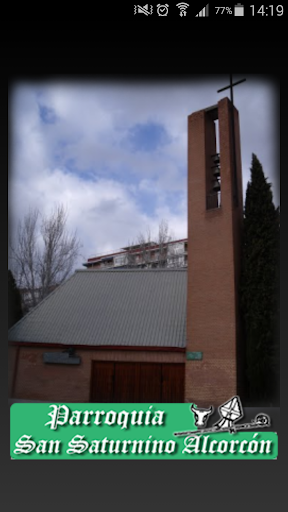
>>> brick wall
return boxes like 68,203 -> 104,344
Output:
186,97 -> 243,407
10,345 -> 185,402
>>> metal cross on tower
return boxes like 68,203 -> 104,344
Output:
217,75 -> 246,206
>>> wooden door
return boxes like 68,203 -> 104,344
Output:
139,363 -> 162,402
113,362 -> 140,402
91,361 -> 114,402
161,363 -> 184,402
90,361 -> 185,403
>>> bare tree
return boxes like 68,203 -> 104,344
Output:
125,239 -> 137,268
156,219 -> 172,268
11,204 -> 81,311
137,226 -> 153,267
11,208 -> 40,308
129,219 -> 179,269
125,227 -> 154,268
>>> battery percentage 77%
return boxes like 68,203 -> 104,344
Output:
215,7 -> 233,14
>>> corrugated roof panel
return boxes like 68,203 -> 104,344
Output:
8,269 -> 187,348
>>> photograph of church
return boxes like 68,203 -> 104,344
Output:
8,82 -> 279,407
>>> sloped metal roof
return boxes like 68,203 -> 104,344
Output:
8,269 -> 187,348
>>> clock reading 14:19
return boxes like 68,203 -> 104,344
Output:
250,5 -> 284,15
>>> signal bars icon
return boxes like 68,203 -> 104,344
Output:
176,3 -> 189,16
196,3 -> 209,16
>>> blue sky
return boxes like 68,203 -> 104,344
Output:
9,78 -> 279,268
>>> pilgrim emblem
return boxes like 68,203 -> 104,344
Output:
174,396 -> 271,437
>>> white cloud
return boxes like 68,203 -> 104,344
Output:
9,78 -> 279,272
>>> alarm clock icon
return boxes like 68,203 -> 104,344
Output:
157,4 -> 169,16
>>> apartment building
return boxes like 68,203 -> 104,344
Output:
83,239 -> 188,270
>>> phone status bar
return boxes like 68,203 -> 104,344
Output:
133,4 -> 284,18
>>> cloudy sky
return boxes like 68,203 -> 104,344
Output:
9,76 -> 279,269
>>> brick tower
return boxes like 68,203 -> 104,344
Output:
186,97 -> 243,407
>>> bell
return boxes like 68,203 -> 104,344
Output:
212,154 -> 220,165
213,166 -> 220,179
213,179 -> 221,192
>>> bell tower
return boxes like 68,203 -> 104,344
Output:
185,97 -> 243,407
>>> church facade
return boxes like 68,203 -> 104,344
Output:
8,97 -> 243,407
9,269 -> 187,403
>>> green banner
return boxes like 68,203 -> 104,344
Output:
10,403 -> 278,459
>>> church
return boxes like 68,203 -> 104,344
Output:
8,96 -> 243,407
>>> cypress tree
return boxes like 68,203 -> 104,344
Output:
241,154 -> 279,405
8,270 -> 23,328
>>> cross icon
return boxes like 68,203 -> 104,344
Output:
217,74 -> 246,107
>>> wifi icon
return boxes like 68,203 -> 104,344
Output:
176,2 -> 189,16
